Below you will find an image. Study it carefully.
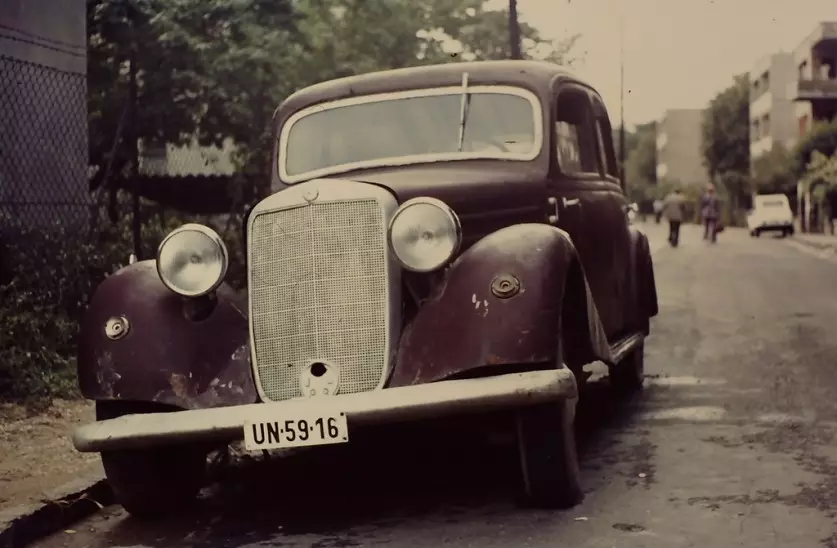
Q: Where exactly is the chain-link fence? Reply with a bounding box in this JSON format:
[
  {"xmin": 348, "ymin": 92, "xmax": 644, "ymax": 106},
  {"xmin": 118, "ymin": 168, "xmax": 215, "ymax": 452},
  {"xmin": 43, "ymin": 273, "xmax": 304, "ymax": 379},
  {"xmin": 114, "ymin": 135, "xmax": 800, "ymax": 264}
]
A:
[{"xmin": 0, "ymin": 54, "xmax": 94, "ymax": 401}]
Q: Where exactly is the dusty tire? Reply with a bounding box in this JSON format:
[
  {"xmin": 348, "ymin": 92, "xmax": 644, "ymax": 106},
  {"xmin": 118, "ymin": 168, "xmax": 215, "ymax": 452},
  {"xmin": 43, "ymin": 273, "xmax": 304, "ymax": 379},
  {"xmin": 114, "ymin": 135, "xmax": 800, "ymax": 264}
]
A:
[
  {"xmin": 96, "ymin": 402, "xmax": 207, "ymax": 519},
  {"xmin": 515, "ymin": 400, "xmax": 583, "ymax": 509},
  {"xmin": 609, "ymin": 341, "xmax": 645, "ymax": 395}
]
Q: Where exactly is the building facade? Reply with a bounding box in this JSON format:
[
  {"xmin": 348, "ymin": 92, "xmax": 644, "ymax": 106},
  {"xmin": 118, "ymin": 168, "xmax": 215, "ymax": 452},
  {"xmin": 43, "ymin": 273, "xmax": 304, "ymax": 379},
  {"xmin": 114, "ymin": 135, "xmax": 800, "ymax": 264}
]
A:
[
  {"xmin": 655, "ymin": 109, "xmax": 709, "ymax": 186},
  {"xmin": 0, "ymin": 0, "xmax": 88, "ymax": 228},
  {"xmin": 748, "ymin": 52, "xmax": 797, "ymax": 159},
  {"xmin": 786, "ymin": 22, "xmax": 837, "ymax": 232},
  {"xmin": 788, "ymin": 22, "xmax": 837, "ymax": 144}
]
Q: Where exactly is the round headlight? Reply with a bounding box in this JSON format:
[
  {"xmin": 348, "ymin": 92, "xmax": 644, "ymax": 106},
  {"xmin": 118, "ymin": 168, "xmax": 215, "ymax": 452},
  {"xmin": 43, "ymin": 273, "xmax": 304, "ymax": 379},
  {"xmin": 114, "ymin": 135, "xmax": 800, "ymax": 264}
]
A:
[
  {"xmin": 156, "ymin": 224, "xmax": 229, "ymax": 297},
  {"xmin": 388, "ymin": 198, "xmax": 462, "ymax": 272}
]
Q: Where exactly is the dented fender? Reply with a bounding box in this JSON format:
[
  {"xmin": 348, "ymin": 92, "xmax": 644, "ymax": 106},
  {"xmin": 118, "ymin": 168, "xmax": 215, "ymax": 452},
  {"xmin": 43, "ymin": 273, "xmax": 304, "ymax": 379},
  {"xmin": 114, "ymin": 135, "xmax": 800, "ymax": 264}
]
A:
[
  {"xmin": 389, "ymin": 223, "xmax": 611, "ymax": 387},
  {"xmin": 77, "ymin": 260, "xmax": 258, "ymax": 409}
]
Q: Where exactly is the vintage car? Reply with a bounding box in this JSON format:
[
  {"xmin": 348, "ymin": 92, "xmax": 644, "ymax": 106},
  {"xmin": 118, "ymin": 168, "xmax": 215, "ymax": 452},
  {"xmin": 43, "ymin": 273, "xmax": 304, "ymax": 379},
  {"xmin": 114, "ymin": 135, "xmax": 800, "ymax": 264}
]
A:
[{"xmin": 72, "ymin": 60, "xmax": 658, "ymax": 517}]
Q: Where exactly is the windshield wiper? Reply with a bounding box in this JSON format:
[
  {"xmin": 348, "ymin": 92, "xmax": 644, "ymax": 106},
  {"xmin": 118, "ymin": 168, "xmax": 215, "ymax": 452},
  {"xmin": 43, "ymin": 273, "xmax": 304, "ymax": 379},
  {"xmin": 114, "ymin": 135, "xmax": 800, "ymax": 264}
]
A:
[{"xmin": 457, "ymin": 72, "xmax": 471, "ymax": 152}]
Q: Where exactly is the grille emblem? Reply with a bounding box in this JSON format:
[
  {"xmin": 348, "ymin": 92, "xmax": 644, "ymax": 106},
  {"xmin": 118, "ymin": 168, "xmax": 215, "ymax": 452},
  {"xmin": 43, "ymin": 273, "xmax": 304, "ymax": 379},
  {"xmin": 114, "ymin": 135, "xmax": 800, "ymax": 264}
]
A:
[{"xmin": 303, "ymin": 188, "xmax": 319, "ymax": 203}]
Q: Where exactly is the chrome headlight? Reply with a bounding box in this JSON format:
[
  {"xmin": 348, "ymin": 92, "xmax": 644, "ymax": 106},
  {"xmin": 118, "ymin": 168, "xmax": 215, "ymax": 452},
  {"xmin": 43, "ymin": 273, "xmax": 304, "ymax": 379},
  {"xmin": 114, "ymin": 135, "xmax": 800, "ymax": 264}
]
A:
[
  {"xmin": 388, "ymin": 197, "xmax": 462, "ymax": 272},
  {"xmin": 156, "ymin": 223, "xmax": 229, "ymax": 297}
]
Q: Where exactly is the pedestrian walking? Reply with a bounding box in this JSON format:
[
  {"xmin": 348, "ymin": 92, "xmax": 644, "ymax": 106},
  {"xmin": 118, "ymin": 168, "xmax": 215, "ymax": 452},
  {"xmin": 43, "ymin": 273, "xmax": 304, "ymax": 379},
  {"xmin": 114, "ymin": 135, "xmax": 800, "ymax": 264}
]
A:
[
  {"xmin": 662, "ymin": 188, "xmax": 686, "ymax": 247},
  {"xmin": 653, "ymin": 199, "xmax": 663, "ymax": 224},
  {"xmin": 700, "ymin": 184, "xmax": 722, "ymax": 243}
]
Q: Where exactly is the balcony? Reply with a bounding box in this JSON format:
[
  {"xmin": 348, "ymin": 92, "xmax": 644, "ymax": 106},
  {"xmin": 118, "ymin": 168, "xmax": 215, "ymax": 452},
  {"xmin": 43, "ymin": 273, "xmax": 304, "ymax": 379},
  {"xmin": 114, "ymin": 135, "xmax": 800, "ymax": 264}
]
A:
[{"xmin": 788, "ymin": 79, "xmax": 837, "ymax": 101}]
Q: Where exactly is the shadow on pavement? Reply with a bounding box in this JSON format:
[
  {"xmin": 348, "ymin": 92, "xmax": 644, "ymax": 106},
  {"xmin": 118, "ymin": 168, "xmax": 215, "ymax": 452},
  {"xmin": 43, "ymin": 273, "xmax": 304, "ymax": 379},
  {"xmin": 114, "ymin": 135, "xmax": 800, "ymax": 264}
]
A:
[{"xmin": 92, "ymin": 377, "xmax": 648, "ymax": 547}]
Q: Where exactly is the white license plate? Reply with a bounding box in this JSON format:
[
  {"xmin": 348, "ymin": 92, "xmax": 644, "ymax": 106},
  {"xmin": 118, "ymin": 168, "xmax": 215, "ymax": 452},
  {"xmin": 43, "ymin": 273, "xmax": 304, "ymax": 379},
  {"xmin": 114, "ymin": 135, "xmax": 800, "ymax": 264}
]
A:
[{"xmin": 243, "ymin": 411, "xmax": 349, "ymax": 451}]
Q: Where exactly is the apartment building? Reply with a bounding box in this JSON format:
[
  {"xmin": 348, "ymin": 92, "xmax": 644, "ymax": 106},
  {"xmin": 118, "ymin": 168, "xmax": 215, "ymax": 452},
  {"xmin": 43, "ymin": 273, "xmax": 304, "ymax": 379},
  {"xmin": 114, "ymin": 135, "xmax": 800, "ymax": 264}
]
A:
[
  {"xmin": 748, "ymin": 52, "xmax": 797, "ymax": 159},
  {"xmin": 788, "ymin": 22, "xmax": 837, "ymax": 143},
  {"xmin": 655, "ymin": 109, "xmax": 709, "ymax": 185}
]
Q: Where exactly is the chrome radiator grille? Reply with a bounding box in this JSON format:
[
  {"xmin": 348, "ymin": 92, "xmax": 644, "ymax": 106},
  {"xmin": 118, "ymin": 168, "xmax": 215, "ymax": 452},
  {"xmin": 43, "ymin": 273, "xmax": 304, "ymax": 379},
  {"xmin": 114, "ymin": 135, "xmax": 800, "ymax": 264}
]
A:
[{"xmin": 249, "ymin": 200, "xmax": 389, "ymax": 402}]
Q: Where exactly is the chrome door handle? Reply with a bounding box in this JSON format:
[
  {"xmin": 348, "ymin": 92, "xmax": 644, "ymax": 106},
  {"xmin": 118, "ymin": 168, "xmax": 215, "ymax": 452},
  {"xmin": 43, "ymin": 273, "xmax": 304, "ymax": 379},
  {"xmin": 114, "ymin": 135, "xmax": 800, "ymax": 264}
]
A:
[
  {"xmin": 563, "ymin": 197, "xmax": 580, "ymax": 207},
  {"xmin": 548, "ymin": 197, "xmax": 559, "ymax": 224}
]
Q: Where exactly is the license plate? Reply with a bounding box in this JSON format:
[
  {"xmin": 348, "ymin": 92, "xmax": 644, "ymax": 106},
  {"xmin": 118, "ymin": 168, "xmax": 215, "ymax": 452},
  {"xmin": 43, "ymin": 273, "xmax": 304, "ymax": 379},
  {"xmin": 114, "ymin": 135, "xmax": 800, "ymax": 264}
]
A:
[{"xmin": 243, "ymin": 411, "xmax": 349, "ymax": 451}]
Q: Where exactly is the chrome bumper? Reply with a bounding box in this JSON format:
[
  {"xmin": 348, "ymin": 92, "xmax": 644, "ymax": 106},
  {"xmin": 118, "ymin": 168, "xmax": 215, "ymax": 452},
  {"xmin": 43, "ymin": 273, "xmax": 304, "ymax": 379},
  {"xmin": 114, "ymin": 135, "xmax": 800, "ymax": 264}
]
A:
[{"xmin": 73, "ymin": 369, "xmax": 578, "ymax": 452}]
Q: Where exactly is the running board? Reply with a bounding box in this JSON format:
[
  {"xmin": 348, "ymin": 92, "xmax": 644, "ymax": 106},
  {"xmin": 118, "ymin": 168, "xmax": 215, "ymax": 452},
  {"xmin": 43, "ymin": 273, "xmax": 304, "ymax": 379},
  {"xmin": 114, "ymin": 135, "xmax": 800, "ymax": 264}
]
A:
[{"xmin": 608, "ymin": 332, "xmax": 645, "ymax": 365}]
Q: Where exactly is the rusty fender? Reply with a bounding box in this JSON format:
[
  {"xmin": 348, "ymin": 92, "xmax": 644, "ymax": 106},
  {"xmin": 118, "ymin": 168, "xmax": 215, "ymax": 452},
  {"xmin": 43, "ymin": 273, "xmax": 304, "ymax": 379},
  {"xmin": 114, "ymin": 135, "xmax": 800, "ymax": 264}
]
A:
[
  {"xmin": 77, "ymin": 260, "xmax": 258, "ymax": 409},
  {"xmin": 389, "ymin": 223, "xmax": 612, "ymax": 388}
]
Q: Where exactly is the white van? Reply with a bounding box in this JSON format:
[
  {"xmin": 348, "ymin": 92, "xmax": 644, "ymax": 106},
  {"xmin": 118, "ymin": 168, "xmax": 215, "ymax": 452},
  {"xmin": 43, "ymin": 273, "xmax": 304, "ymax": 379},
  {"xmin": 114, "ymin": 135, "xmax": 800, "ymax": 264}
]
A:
[{"xmin": 747, "ymin": 194, "xmax": 794, "ymax": 237}]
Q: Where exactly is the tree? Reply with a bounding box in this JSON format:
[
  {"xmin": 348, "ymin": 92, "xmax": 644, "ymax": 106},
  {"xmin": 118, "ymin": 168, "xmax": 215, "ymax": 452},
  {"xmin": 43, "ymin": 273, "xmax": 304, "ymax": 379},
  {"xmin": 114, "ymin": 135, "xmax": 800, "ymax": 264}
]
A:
[
  {"xmin": 751, "ymin": 142, "xmax": 796, "ymax": 195},
  {"xmin": 701, "ymin": 73, "xmax": 750, "ymax": 179},
  {"xmin": 792, "ymin": 118, "xmax": 837, "ymax": 176},
  {"xmin": 622, "ymin": 122, "xmax": 657, "ymax": 203},
  {"xmin": 701, "ymin": 73, "xmax": 751, "ymax": 222}
]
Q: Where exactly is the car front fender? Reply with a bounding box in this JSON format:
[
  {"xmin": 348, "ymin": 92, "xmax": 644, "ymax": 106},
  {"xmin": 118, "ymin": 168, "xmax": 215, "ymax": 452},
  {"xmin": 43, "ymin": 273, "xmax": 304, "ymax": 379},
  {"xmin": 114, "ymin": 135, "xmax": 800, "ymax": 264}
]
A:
[
  {"xmin": 389, "ymin": 223, "xmax": 611, "ymax": 387},
  {"xmin": 77, "ymin": 260, "xmax": 258, "ymax": 410}
]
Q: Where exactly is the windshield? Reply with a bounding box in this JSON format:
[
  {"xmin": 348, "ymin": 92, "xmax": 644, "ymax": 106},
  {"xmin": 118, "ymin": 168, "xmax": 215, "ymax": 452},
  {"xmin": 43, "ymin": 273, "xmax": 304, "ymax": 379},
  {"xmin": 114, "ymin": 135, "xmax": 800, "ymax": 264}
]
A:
[{"xmin": 280, "ymin": 86, "xmax": 541, "ymax": 181}]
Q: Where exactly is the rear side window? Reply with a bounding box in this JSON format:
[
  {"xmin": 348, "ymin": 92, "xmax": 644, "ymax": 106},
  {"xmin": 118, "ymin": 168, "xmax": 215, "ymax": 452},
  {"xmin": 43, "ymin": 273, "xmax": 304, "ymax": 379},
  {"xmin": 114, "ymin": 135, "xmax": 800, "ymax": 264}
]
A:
[
  {"xmin": 555, "ymin": 88, "xmax": 601, "ymax": 176},
  {"xmin": 591, "ymin": 97, "xmax": 619, "ymax": 178}
]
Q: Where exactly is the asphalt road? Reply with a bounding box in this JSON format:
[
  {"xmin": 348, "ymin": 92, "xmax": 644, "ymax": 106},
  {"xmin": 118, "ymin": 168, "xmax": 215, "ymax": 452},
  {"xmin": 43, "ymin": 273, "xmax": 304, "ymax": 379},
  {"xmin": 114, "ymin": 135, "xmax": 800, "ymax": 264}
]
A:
[{"xmin": 35, "ymin": 223, "xmax": 837, "ymax": 548}]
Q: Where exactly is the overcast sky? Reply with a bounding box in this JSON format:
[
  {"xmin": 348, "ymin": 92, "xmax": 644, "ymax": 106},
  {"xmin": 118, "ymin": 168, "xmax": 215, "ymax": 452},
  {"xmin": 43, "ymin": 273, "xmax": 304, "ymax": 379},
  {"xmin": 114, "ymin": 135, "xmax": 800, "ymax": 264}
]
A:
[{"xmin": 488, "ymin": 0, "xmax": 836, "ymax": 127}]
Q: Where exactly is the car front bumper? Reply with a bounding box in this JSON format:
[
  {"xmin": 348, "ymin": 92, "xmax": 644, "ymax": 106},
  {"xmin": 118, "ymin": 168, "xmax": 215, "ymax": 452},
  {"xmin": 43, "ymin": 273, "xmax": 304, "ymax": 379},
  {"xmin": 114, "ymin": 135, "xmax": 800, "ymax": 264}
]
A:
[{"xmin": 73, "ymin": 369, "xmax": 578, "ymax": 452}]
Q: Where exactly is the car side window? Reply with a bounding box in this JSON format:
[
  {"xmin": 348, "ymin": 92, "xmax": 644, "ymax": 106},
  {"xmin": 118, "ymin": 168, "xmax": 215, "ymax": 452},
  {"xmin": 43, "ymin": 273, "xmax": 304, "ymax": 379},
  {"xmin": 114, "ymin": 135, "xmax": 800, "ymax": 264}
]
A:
[
  {"xmin": 591, "ymin": 97, "xmax": 619, "ymax": 179},
  {"xmin": 555, "ymin": 88, "xmax": 601, "ymax": 176}
]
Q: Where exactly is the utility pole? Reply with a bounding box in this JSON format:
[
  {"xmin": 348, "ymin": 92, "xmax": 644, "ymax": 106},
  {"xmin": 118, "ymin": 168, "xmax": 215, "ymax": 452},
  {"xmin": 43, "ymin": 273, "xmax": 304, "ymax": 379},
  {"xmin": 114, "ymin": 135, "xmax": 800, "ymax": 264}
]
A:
[{"xmin": 508, "ymin": 0, "xmax": 522, "ymax": 60}]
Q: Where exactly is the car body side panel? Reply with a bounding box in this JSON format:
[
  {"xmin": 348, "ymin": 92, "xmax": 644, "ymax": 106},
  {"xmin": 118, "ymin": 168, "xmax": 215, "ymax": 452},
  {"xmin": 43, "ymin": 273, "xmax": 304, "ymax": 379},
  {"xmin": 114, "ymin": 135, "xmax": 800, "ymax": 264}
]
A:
[
  {"xmin": 388, "ymin": 223, "xmax": 612, "ymax": 388},
  {"xmin": 77, "ymin": 261, "xmax": 258, "ymax": 409},
  {"xmin": 627, "ymin": 227, "xmax": 658, "ymax": 333}
]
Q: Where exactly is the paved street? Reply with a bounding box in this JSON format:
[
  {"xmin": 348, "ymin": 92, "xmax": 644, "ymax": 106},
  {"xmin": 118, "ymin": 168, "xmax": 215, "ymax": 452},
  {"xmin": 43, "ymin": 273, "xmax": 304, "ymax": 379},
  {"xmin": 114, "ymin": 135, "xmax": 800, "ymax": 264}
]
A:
[{"xmin": 34, "ymin": 223, "xmax": 837, "ymax": 548}]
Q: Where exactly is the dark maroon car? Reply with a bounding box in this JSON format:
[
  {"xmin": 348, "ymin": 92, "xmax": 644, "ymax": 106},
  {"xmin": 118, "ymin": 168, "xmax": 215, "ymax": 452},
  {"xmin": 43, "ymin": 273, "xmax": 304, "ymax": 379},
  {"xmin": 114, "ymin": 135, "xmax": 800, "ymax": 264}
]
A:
[{"xmin": 73, "ymin": 59, "xmax": 658, "ymax": 517}]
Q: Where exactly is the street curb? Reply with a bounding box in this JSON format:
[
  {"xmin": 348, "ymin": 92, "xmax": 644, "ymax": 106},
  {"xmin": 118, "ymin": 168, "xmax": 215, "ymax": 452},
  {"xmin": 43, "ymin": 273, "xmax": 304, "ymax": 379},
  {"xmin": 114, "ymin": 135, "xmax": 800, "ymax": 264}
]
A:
[
  {"xmin": 0, "ymin": 474, "xmax": 113, "ymax": 548},
  {"xmin": 791, "ymin": 235, "xmax": 837, "ymax": 253}
]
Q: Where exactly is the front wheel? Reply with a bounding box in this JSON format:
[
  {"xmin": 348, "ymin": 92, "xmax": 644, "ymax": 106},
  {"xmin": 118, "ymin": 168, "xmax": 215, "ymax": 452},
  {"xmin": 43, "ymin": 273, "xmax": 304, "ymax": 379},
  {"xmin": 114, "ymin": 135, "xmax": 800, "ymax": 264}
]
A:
[
  {"xmin": 609, "ymin": 341, "xmax": 645, "ymax": 395},
  {"xmin": 515, "ymin": 401, "xmax": 583, "ymax": 509},
  {"xmin": 96, "ymin": 402, "xmax": 208, "ymax": 519}
]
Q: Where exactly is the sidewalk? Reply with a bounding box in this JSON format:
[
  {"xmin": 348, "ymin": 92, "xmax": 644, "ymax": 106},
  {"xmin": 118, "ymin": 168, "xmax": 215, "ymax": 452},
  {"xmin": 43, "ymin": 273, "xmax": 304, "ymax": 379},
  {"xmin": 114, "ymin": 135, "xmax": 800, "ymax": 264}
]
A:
[{"xmin": 793, "ymin": 231, "xmax": 837, "ymax": 252}]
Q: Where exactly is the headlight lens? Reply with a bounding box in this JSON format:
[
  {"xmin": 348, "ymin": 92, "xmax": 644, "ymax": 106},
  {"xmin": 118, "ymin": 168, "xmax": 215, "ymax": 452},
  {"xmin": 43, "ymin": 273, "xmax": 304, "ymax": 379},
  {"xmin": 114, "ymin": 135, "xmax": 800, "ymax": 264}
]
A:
[
  {"xmin": 156, "ymin": 224, "xmax": 229, "ymax": 297},
  {"xmin": 388, "ymin": 198, "xmax": 462, "ymax": 272}
]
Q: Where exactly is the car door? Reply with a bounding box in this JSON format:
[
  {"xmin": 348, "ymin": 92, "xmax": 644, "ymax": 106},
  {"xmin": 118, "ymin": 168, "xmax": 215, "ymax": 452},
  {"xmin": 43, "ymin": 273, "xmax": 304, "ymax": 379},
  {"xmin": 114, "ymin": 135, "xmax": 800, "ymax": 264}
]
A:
[{"xmin": 546, "ymin": 82, "xmax": 631, "ymax": 341}]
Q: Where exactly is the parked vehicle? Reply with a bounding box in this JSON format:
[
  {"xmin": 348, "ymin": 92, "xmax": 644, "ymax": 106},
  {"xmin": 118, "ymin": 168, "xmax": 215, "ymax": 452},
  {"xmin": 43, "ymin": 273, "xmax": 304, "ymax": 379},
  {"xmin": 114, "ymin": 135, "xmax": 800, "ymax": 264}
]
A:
[
  {"xmin": 747, "ymin": 194, "xmax": 794, "ymax": 237},
  {"xmin": 72, "ymin": 60, "xmax": 659, "ymax": 517}
]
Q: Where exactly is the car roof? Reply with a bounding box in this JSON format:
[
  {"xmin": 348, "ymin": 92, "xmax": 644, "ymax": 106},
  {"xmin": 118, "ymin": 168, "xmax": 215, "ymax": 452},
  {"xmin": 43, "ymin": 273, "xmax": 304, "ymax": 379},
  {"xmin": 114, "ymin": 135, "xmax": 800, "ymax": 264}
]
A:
[{"xmin": 273, "ymin": 60, "xmax": 589, "ymax": 124}]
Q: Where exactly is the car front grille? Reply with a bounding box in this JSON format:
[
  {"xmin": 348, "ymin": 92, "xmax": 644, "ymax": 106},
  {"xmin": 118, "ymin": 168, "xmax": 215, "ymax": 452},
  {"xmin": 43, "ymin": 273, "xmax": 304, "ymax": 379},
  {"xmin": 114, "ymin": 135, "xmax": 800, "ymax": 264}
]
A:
[{"xmin": 248, "ymin": 199, "xmax": 390, "ymax": 402}]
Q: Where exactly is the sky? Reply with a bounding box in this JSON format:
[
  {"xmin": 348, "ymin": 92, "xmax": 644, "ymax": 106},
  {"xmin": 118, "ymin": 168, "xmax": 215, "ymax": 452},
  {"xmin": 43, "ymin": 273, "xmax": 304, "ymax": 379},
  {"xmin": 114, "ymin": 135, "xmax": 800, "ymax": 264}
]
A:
[{"xmin": 487, "ymin": 0, "xmax": 837, "ymax": 128}]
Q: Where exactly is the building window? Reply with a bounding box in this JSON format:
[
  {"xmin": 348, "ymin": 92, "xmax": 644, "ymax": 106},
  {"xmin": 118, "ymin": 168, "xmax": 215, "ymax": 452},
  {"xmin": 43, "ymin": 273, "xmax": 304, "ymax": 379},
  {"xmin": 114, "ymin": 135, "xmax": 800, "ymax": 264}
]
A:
[
  {"xmin": 762, "ymin": 114, "xmax": 771, "ymax": 138},
  {"xmin": 762, "ymin": 71, "xmax": 770, "ymax": 89},
  {"xmin": 752, "ymin": 119, "xmax": 761, "ymax": 141}
]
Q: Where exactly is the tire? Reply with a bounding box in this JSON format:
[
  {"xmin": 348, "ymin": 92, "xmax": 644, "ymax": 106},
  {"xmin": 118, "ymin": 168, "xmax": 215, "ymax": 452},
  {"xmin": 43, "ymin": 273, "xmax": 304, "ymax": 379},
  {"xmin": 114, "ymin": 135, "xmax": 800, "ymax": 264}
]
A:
[
  {"xmin": 749, "ymin": 230, "xmax": 756, "ymax": 238},
  {"xmin": 515, "ymin": 400, "xmax": 583, "ymax": 509},
  {"xmin": 754, "ymin": 229, "xmax": 761, "ymax": 238},
  {"xmin": 609, "ymin": 341, "xmax": 645, "ymax": 395},
  {"xmin": 96, "ymin": 401, "xmax": 207, "ymax": 519}
]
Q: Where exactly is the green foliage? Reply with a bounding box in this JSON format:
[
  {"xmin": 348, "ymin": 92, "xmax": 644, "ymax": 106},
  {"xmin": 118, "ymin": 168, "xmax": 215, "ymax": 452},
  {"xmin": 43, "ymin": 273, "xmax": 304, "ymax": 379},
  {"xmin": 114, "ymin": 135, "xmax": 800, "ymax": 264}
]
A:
[
  {"xmin": 792, "ymin": 118, "xmax": 837, "ymax": 177},
  {"xmin": 751, "ymin": 142, "xmax": 796, "ymax": 195},
  {"xmin": 701, "ymin": 74, "xmax": 750, "ymax": 179}
]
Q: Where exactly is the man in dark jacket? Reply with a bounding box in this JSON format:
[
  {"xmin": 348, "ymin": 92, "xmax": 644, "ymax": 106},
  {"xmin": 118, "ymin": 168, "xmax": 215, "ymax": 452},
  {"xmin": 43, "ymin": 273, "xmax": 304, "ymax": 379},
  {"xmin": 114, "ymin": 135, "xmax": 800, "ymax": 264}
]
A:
[
  {"xmin": 662, "ymin": 188, "xmax": 686, "ymax": 247},
  {"xmin": 700, "ymin": 184, "xmax": 721, "ymax": 243}
]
